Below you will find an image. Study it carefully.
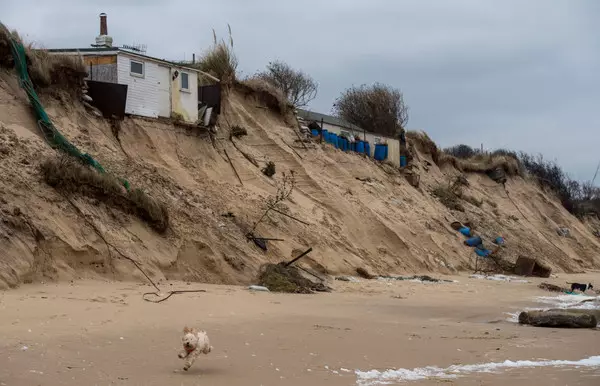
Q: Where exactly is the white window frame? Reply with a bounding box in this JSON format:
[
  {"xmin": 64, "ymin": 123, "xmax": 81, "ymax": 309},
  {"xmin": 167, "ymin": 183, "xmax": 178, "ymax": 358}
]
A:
[
  {"xmin": 180, "ymin": 72, "xmax": 190, "ymax": 92},
  {"xmin": 130, "ymin": 60, "xmax": 144, "ymax": 78}
]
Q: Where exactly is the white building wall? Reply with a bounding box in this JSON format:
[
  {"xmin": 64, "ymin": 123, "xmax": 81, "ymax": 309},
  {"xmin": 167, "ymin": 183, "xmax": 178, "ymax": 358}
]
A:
[
  {"xmin": 117, "ymin": 53, "xmax": 166, "ymax": 118},
  {"xmin": 170, "ymin": 68, "xmax": 199, "ymax": 122}
]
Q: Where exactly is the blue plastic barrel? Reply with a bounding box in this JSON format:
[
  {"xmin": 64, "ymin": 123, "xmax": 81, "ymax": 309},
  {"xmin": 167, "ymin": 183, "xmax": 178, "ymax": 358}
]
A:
[
  {"xmin": 311, "ymin": 129, "xmax": 319, "ymax": 137},
  {"xmin": 332, "ymin": 134, "xmax": 339, "ymax": 148},
  {"xmin": 465, "ymin": 236, "xmax": 483, "ymax": 247},
  {"xmin": 356, "ymin": 141, "xmax": 365, "ymax": 154},
  {"xmin": 374, "ymin": 144, "xmax": 388, "ymax": 161},
  {"xmin": 323, "ymin": 130, "xmax": 328, "ymax": 141},
  {"xmin": 343, "ymin": 138, "xmax": 349, "ymax": 152},
  {"xmin": 400, "ymin": 155, "xmax": 407, "ymax": 167},
  {"xmin": 365, "ymin": 142, "xmax": 371, "ymax": 157}
]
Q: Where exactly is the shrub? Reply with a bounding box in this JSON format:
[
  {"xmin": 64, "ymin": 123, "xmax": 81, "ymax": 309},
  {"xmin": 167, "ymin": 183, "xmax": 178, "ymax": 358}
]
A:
[
  {"xmin": 255, "ymin": 61, "xmax": 318, "ymax": 108},
  {"xmin": 333, "ymin": 83, "xmax": 408, "ymax": 137},
  {"xmin": 262, "ymin": 161, "xmax": 276, "ymax": 177},
  {"xmin": 230, "ymin": 125, "xmax": 248, "ymax": 137},
  {"xmin": 40, "ymin": 156, "xmax": 169, "ymax": 233},
  {"xmin": 432, "ymin": 185, "xmax": 465, "ymax": 212},
  {"xmin": 444, "ymin": 144, "xmax": 480, "ymax": 159}
]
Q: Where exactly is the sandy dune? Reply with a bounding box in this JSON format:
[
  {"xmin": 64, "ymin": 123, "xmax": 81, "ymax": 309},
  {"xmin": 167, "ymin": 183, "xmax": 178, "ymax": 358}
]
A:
[{"xmin": 1, "ymin": 273, "xmax": 599, "ymax": 385}]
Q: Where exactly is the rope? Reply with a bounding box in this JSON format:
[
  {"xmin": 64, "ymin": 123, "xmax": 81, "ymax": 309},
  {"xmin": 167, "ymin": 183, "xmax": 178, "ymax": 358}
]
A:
[{"xmin": 142, "ymin": 289, "xmax": 207, "ymax": 303}]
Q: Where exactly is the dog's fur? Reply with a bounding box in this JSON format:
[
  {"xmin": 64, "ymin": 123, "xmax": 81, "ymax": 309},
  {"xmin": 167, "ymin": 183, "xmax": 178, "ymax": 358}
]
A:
[
  {"xmin": 566, "ymin": 282, "xmax": 593, "ymax": 292},
  {"xmin": 178, "ymin": 326, "xmax": 212, "ymax": 371}
]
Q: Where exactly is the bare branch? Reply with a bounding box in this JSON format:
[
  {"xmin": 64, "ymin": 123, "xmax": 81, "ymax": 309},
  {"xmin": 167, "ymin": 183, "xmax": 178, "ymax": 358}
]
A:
[{"xmin": 256, "ymin": 61, "xmax": 318, "ymax": 108}]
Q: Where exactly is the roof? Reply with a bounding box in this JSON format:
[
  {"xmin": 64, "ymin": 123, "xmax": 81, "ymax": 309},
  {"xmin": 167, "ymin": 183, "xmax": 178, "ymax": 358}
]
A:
[
  {"xmin": 46, "ymin": 47, "xmax": 220, "ymax": 82},
  {"xmin": 297, "ymin": 109, "xmax": 363, "ymax": 132}
]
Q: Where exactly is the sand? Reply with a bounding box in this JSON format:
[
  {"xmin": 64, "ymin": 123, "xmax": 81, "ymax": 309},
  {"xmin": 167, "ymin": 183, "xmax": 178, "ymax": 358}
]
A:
[
  {"xmin": 2, "ymin": 69, "xmax": 600, "ymax": 290},
  {"xmin": 1, "ymin": 273, "xmax": 599, "ymax": 386}
]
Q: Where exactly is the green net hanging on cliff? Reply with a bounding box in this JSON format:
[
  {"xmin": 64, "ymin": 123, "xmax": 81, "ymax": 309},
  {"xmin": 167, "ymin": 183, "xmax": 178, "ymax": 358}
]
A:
[{"xmin": 8, "ymin": 36, "xmax": 130, "ymax": 191}]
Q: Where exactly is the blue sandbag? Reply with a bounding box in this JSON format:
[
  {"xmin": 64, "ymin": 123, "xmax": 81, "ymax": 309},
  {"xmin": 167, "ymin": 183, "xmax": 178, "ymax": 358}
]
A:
[
  {"xmin": 493, "ymin": 236, "xmax": 505, "ymax": 246},
  {"xmin": 464, "ymin": 236, "xmax": 482, "ymax": 247},
  {"xmin": 475, "ymin": 248, "xmax": 491, "ymax": 257},
  {"xmin": 459, "ymin": 227, "xmax": 472, "ymax": 237}
]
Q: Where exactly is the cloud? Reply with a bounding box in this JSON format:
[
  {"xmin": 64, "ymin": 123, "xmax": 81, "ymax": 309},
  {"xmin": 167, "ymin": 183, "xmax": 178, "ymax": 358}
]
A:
[{"xmin": 2, "ymin": 0, "xmax": 598, "ymax": 180}]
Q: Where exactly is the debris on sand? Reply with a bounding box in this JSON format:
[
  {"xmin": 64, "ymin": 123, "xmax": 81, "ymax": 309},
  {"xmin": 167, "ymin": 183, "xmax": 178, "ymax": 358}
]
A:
[
  {"xmin": 378, "ymin": 275, "xmax": 455, "ymax": 283},
  {"xmin": 257, "ymin": 263, "xmax": 331, "ymax": 294},
  {"xmin": 356, "ymin": 267, "xmax": 375, "ymax": 279},
  {"xmin": 538, "ymin": 282, "xmax": 568, "ymax": 293},
  {"xmin": 248, "ymin": 285, "xmax": 270, "ymax": 292}
]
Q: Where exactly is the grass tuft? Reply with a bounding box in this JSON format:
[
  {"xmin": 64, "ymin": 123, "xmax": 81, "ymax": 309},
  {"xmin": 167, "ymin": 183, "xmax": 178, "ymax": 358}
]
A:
[{"xmin": 40, "ymin": 156, "xmax": 169, "ymax": 233}]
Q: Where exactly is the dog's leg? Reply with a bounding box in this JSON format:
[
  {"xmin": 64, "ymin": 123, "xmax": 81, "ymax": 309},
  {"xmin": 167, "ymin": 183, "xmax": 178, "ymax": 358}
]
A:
[
  {"xmin": 183, "ymin": 352, "xmax": 199, "ymax": 371},
  {"xmin": 178, "ymin": 350, "xmax": 189, "ymax": 359}
]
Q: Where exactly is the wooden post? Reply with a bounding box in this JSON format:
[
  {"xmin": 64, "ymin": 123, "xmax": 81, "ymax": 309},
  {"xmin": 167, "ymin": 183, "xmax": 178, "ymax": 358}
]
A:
[
  {"xmin": 285, "ymin": 247, "xmax": 313, "ymax": 267},
  {"xmin": 224, "ymin": 149, "xmax": 243, "ymax": 186},
  {"xmin": 320, "ymin": 118, "xmax": 324, "ymax": 144}
]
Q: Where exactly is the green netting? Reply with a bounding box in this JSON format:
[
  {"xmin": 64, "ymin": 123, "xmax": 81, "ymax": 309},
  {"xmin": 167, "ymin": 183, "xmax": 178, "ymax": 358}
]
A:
[{"xmin": 8, "ymin": 37, "xmax": 130, "ymax": 191}]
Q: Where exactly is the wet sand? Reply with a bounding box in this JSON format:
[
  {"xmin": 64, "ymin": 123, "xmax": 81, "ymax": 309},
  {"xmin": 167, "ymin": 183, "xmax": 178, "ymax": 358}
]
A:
[{"xmin": 1, "ymin": 273, "xmax": 598, "ymax": 386}]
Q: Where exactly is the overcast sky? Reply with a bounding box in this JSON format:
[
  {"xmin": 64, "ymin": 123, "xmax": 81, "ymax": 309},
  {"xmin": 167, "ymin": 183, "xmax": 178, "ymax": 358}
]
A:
[{"xmin": 2, "ymin": 0, "xmax": 599, "ymax": 181}]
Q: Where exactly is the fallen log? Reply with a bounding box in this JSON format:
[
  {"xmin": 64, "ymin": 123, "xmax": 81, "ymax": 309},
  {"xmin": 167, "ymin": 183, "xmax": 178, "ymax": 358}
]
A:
[
  {"xmin": 518, "ymin": 310, "xmax": 598, "ymax": 329},
  {"xmin": 538, "ymin": 282, "xmax": 568, "ymax": 292}
]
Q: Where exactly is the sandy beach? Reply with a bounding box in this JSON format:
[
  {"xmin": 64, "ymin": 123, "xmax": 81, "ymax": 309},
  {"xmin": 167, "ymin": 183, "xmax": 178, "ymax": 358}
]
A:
[{"xmin": 1, "ymin": 273, "xmax": 598, "ymax": 386}]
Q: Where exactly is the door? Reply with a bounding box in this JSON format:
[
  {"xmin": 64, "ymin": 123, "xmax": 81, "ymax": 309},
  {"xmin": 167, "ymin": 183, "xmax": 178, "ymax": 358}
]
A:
[{"xmin": 157, "ymin": 65, "xmax": 171, "ymax": 118}]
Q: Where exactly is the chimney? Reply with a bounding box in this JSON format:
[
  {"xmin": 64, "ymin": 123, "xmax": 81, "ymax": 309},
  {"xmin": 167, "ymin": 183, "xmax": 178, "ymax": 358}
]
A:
[
  {"xmin": 99, "ymin": 13, "xmax": 108, "ymax": 36},
  {"xmin": 95, "ymin": 12, "xmax": 113, "ymax": 48}
]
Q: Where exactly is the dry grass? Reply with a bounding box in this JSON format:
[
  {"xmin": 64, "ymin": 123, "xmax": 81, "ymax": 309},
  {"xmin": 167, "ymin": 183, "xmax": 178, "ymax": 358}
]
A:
[
  {"xmin": 1, "ymin": 22, "xmax": 87, "ymax": 91},
  {"xmin": 196, "ymin": 26, "xmax": 238, "ymax": 85},
  {"xmin": 439, "ymin": 152, "xmax": 521, "ymax": 177},
  {"xmin": 257, "ymin": 263, "xmax": 329, "ymax": 293},
  {"xmin": 432, "ymin": 185, "xmax": 465, "ymax": 212},
  {"xmin": 236, "ymin": 77, "xmax": 291, "ymax": 115},
  {"xmin": 406, "ymin": 131, "xmax": 440, "ymax": 164},
  {"xmin": 40, "ymin": 156, "xmax": 169, "ymax": 233}
]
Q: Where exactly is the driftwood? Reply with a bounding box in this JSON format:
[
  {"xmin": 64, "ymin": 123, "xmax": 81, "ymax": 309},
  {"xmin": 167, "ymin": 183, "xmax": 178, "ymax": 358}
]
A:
[
  {"xmin": 518, "ymin": 309, "xmax": 598, "ymax": 329},
  {"xmin": 538, "ymin": 282, "xmax": 568, "ymax": 292},
  {"xmin": 285, "ymin": 248, "xmax": 313, "ymax": 267}
]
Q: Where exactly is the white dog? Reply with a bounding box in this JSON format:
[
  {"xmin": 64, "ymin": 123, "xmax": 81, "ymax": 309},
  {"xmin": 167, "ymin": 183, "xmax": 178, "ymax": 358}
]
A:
[{"xmin": 178, "ymin": 326, "xmax": 212, "ymax": 371}]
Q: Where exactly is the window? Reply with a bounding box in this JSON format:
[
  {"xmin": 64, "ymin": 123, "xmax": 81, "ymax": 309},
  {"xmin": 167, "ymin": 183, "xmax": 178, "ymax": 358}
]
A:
[
  {"xmin": 130, "ymin": 60, "xmax": 144, "ymax": 77},
  {"xmin": 180, "ymin": 72, "xmax": 189, "ymax": 91}
]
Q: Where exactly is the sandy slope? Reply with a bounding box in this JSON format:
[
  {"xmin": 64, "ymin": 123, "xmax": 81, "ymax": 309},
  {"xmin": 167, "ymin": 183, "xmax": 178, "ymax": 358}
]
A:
[
  {"xmin": 0, "ymin": 274, "xmax": 599, "ymax": 386},
  {"xmin": 1, "ymin": 69, "xmax": 600, "ymax": 289}
]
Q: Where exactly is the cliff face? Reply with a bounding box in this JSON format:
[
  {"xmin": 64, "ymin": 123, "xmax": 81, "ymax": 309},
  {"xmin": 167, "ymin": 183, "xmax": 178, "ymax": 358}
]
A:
[{"xmin": 1, "ymin": 72, "xmax": 599, "ymax": 289}]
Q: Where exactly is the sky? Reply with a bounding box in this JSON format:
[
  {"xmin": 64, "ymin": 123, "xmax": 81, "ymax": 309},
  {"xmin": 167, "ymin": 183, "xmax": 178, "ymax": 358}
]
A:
[{"xmin": 2, "ymin": 0, "xmax": 599, "ymax": 181}]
